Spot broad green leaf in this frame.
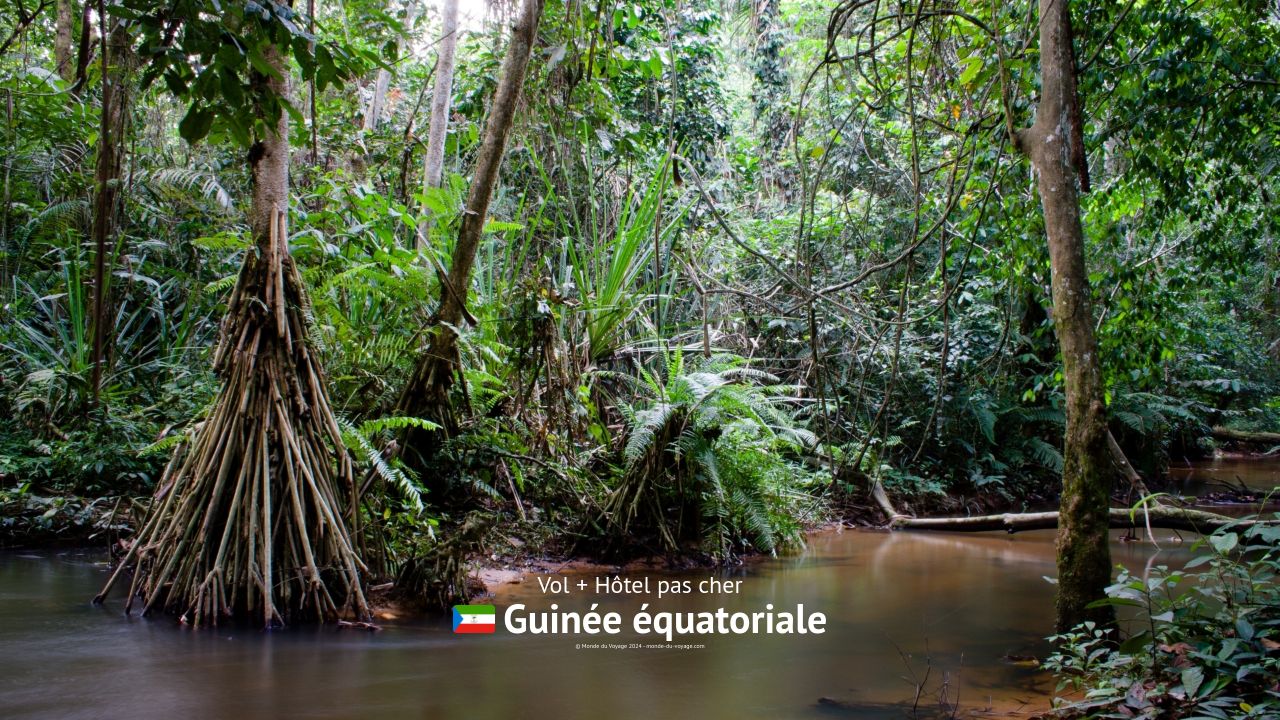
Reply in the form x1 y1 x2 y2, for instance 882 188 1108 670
178 105 214 144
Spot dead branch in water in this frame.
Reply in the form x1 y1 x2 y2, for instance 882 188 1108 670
1211 427 1280 446
886 507 1266 534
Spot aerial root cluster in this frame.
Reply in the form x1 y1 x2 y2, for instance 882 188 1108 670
95 209 369 627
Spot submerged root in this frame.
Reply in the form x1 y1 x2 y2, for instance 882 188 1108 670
95 209 368 627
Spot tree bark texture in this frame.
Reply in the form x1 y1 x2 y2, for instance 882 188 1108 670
87 14 133 405
417 0 460 252
1015 0 1114 633
423 0 459 190
54 0 75 82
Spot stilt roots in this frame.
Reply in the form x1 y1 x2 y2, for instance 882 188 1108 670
95 209 369 627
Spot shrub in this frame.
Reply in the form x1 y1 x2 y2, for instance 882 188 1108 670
1045 515 1280 719
602 349 822 560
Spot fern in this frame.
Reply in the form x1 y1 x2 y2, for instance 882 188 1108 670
11 200 88 246
138 168 235 211
1005 405 1066 426
1113 410 1148 434
602 349 819 561
969 397 997 444
202 275 238 297
339 417 427 513
139 431 190 457
1026 437 1065 473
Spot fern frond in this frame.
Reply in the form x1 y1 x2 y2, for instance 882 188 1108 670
1026 437 1064 473
339 417 425 513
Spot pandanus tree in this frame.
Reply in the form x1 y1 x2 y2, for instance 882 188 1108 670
95 0 371 626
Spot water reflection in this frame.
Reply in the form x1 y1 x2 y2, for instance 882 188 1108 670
2 456 1271 719
1169 454 1280 494
0 527 1197 720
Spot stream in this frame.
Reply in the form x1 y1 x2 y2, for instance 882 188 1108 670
1 458 1276 720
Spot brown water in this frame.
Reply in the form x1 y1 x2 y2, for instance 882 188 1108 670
0 530 1191 719
1169 453 1280 495
0 457 1271 720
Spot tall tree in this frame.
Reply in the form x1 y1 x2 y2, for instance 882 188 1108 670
54 0 75 82
415 0 458 251
71 0 93 91
95 0 369 626
1013 0 1114 632
422 0 459 193
87 7 132 405
397 0 544 468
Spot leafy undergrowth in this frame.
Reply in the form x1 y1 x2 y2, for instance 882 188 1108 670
1044 517 1280 719
0 484 141 548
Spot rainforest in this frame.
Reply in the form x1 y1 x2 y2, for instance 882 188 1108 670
1 0 1278 718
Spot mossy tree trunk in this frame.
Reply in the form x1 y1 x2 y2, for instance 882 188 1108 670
54 0 75 82
87 14 132 406
1014 0 1115 633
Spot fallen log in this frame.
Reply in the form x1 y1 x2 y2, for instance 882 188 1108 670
888 506 1269 535
867 460 1268 537
1211 427 1280 446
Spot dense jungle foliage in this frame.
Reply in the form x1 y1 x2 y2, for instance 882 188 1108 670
1 0 1278 617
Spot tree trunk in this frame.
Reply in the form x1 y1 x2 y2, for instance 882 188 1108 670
362 69 391 132
72 0 94 92
95 42 369 627
417 0 460 252
54 0 75 82
1014 0 1114 633
397 0 543 471
249 51 291 250
87 11 132 405
1108 429 1152 499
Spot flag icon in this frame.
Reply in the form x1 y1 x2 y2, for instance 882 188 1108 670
453 605 497 634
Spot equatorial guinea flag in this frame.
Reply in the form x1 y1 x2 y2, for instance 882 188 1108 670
453 605 497 634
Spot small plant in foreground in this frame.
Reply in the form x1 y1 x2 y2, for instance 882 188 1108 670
1044 515 1280 719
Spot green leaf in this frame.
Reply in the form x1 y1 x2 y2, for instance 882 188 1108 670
483 220 524 234
1183 554 1213 569
1210 532 1238 554
163 70 188 97
958 55 983 86
247 44 283 80
1118 630 1152 654
218 67 245 107
178 105 214 144
1181 666 1204 698
419 187 454 216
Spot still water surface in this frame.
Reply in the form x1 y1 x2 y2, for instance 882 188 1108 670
1168 453 1280 493
1 459 1274 720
